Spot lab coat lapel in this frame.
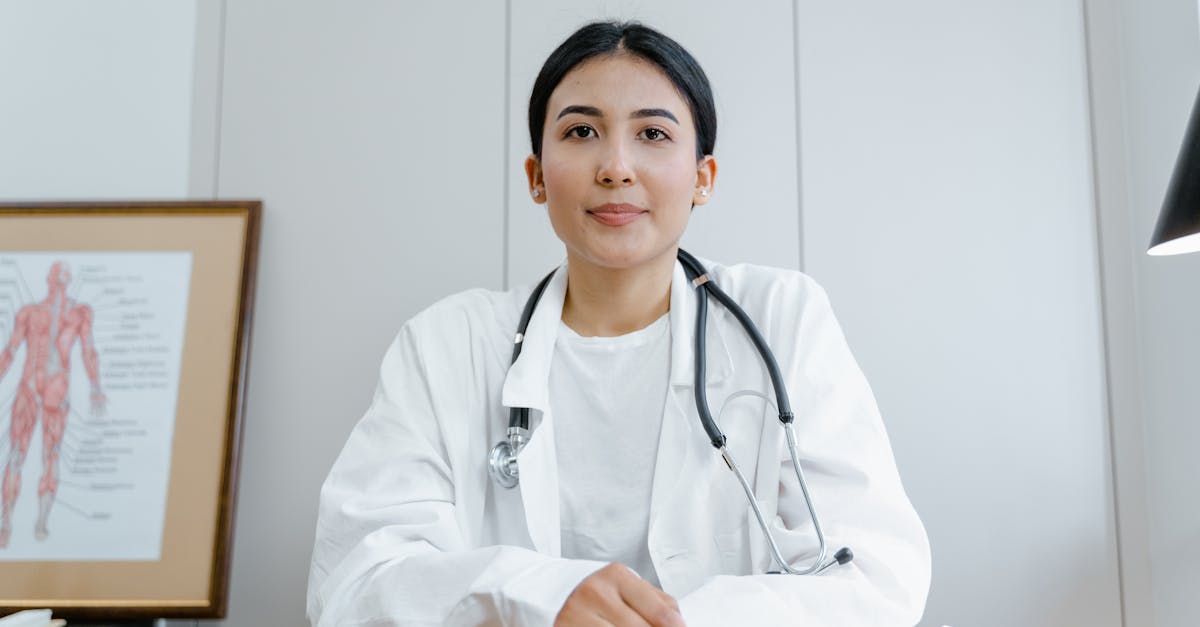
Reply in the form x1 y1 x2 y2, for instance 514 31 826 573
498 258 738 559
500 264 568 556
667 259 734 388
650 260 735 533
501 265 566 415
516 413 561 556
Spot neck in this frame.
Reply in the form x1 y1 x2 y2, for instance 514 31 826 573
561 248 676 337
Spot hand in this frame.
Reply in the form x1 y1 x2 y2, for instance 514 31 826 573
555 563 685 627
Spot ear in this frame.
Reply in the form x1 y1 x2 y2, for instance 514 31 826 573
525 155 547 205
692 155 718 206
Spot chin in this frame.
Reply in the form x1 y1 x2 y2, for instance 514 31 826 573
570 241 677 271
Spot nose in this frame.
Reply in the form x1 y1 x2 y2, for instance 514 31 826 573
596 139 635 187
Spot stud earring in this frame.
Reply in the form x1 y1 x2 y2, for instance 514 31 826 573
699 189 709 197
532 189 541 197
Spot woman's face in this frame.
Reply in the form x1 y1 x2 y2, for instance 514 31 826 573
526 53 715 272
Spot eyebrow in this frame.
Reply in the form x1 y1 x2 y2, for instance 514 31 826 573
631 108 679 123
555 105 679 124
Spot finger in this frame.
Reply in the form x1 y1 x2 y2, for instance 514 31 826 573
558 565 645 627
555 609 615 627
556 599 618 627
576 611 619 627
595 604 653 627
585 570 652 627
617 578 684 627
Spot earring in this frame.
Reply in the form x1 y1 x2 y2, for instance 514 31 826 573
699 189 709 197
532 189 541 197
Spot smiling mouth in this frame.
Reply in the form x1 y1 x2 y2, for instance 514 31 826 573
588 203 648 227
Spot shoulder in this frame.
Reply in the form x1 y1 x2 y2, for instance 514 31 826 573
702 259 831 314
695 259 843 352
697 260 857 380
406 288 504 335
391 280 539 359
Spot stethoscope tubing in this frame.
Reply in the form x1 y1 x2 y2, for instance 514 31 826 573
489 249 852 575
508 270 555 432
676 248 794 434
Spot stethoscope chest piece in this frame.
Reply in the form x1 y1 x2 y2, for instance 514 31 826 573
488 439 518 488
488 425 529 489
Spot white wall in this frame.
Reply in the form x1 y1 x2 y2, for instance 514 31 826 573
795 2 1121 625
1100 0 1200 625
0 1 196 199
11 1 1199 626
210 2 507 625
1083 0 1156 622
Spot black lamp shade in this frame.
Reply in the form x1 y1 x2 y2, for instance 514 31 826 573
1149 84 1200 255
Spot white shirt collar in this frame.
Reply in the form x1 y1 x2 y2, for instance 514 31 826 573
501 258 734 413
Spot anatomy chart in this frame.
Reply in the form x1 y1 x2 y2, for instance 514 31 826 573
0 252 191 561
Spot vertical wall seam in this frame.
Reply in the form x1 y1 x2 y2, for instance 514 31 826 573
791 0 805 272
502 0 512 291
1079 0 1128 624
211 0 228 199
204 3 226 619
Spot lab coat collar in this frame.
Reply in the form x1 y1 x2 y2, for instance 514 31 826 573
498 257 734 558
668 257 734 388
499 264 567 557
501 258 735 413
500 264 568 416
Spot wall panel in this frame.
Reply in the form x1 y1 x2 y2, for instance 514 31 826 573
212 2 506 624
1112 0 1200 625
796 1 1121 625
0 2 195 199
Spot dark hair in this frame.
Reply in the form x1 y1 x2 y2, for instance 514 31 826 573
528 21 716 161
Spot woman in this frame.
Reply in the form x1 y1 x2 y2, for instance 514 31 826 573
307 21 930 627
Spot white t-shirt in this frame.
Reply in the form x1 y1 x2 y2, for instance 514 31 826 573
549 313 671 587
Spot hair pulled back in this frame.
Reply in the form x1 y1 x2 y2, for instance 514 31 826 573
528 21 717 161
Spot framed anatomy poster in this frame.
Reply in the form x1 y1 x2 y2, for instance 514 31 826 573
0 202 261 619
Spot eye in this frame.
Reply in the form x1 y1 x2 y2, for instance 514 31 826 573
565 125 596 139
640 128 670 141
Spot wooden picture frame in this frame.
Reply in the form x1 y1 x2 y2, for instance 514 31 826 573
0 201 261 620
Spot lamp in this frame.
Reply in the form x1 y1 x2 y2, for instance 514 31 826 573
1149 85 1200 255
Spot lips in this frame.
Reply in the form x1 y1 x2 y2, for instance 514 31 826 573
587 203 647 227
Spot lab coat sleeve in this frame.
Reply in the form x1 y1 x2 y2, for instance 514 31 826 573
306 320 606 627
678 275 931 626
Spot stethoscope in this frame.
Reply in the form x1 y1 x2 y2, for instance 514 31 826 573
488 248 853 576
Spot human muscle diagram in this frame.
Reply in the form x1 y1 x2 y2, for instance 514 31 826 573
0 253 191 560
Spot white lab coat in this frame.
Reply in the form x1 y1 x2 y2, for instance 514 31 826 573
307 259 931 626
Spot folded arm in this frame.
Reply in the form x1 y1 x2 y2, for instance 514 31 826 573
307 323 605 627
